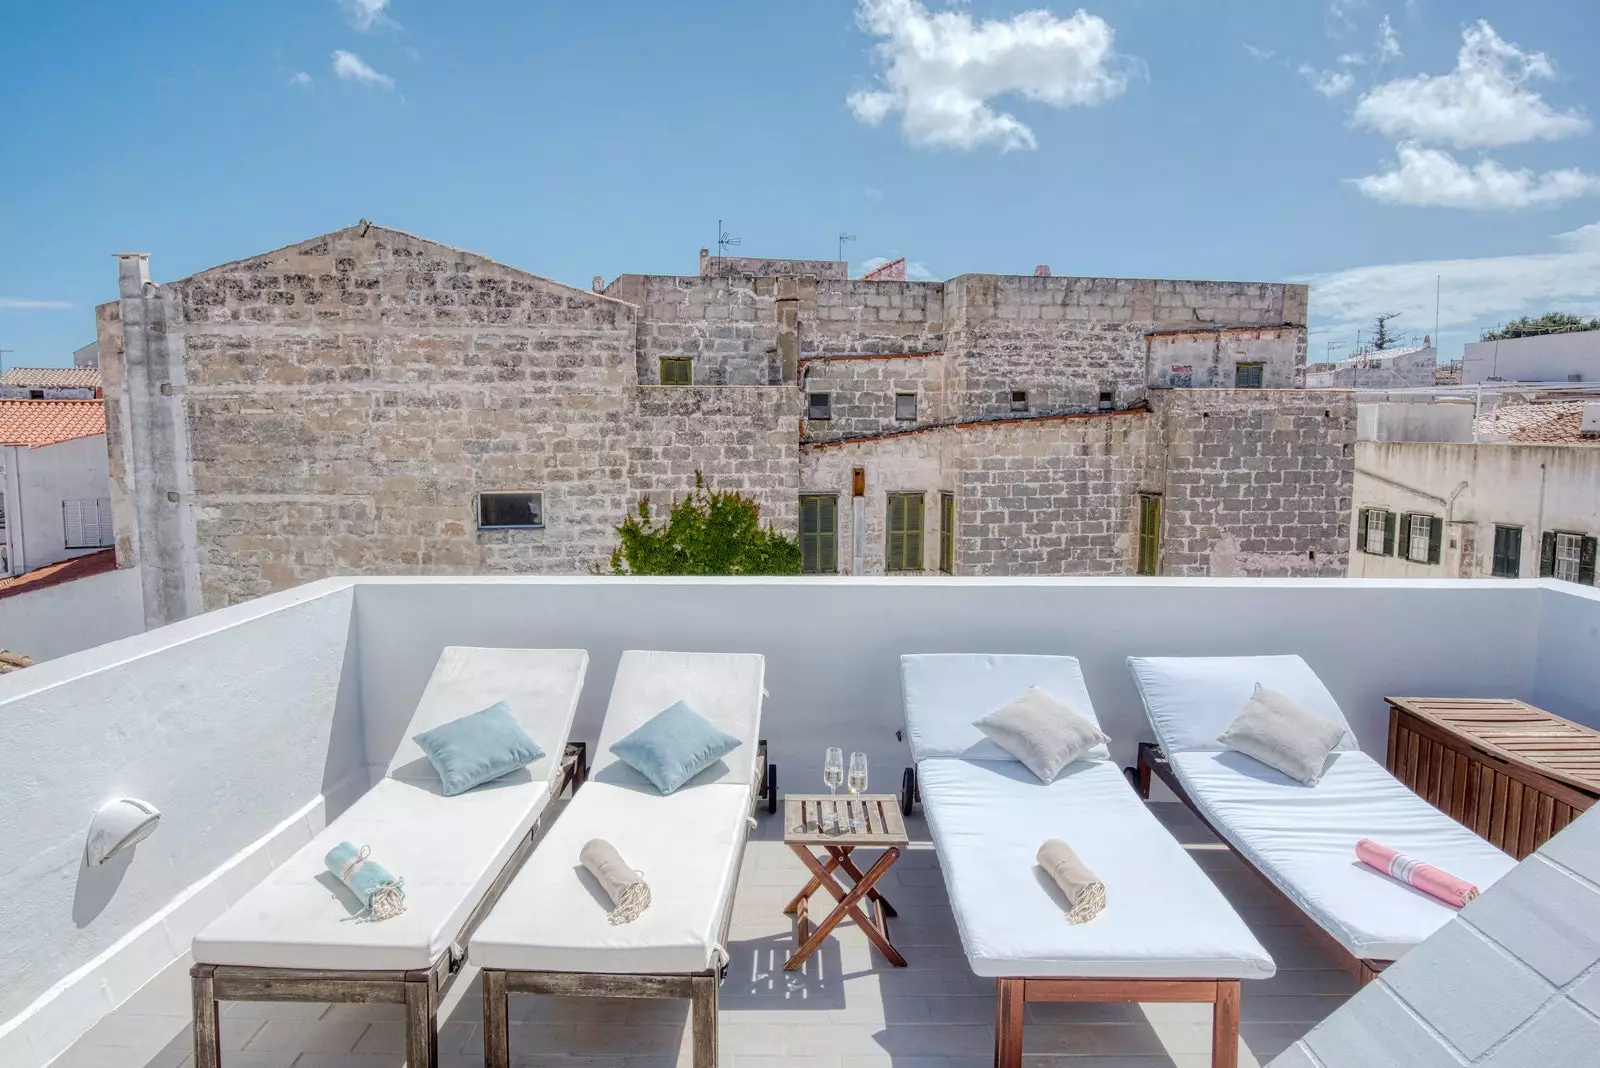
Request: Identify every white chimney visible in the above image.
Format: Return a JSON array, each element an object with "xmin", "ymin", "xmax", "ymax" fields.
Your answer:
[{"xmin": 1582, "ymin": 402, "xmax": 1600, "ymax": 438}]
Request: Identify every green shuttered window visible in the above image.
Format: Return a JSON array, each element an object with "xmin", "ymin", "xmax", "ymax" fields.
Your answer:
[
  {"xmin": 886, "ymin": 492, "xmax": 924, "ymax": 573},
  {"xmin": 800, "ymin": 495, "xmax": 837, "ymax": 574}
]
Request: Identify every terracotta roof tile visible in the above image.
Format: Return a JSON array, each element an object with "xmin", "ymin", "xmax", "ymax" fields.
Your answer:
[
  {"xmin": 0, "ymin": 548, "xmax": 118, "ymax": 602},
  {"xmin": 0, "ymin": 399, "xmax": 106, "ymax": 449},
  {"xmin": 0, "ymin": 367, "xmax": 101, "ymax": 389},
  {"xmin": 1474, "ymin": 402, "xmax": 1600, "ymax": 446}
]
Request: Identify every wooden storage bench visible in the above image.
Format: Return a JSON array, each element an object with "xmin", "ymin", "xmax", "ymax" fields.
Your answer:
[{"xmin": 1386, "ymin": 697, "xmax": 1600, "ymax": 859}]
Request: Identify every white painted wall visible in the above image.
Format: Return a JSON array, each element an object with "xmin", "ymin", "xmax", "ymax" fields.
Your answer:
[
  {"xmin": 1356, "ymin": 401, "xmax": 1474, "ymax": 443},
  {"xmin": 0, "ymin": 581, "xmax": 363, "ymax": 1062},
  {"xmin": 1, "ymin": 435, "xmax": 112, "ymax": 575},
  {"xmin": 0, "ymin": 565, "xmax": 144, "ymax": 661},
  {"xmin": 1350, "ymin": 441, "xmax": 1600, "ymax": 580},
  {"xmin": 1463, "ymin": 329, "xmax": 1600, "ymax": 383}
]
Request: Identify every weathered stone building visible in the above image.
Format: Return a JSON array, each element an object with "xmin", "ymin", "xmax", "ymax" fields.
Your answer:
[{"xmin": 97, "ymin": 223, "xmax": 1351, "ymax": 626}]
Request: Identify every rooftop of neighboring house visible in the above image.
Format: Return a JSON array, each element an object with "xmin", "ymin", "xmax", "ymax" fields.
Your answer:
[
  {"xmin": 1326, "ymin": 343, "xmax": 1433, "ymax": 368},
  {"xmin": 0, "ymin": 548, "xmax": 118, "ymax": 601},
  {"xmin": 0, "ymin": 366, "xmax": 102, "ymax": 390},
  {"xmin": 0, "ymin": 398, "xmax": 106, "ymax": 448},
  {"xmin": 1474, "ymin": 401, "xmax": 1600, "ymax": 446}
]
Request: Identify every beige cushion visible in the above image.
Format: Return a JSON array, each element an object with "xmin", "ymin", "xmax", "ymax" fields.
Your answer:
[
  {"xmin": 1217, "ymin": 683, "xmax": 1345, "ymax": 786},
  {"xmin": 974, "ymin": 686, "xmax": 1110, "ymax": 783}
]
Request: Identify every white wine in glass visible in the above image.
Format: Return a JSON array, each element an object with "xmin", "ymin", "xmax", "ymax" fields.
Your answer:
[
  {"xmin": 847, "ymin": 752, "xmax": 868, "ymax": 830},
  {"xmin": 823, "ymin": 747, "xmax": 845, "ymax": 833}
]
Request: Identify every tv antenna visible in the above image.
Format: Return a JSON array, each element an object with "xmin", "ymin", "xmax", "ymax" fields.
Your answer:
[
  {"xmin": 838, "ymin": 232, "xmax": 856, "ymax": 263},
  {"xmin": 716, "ymin": 220, "xmax": 740, "ymax": 259}
]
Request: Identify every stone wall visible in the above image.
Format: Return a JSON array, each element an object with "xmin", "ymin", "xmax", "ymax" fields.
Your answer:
[
  {"xmin": 799, "ymin": 354, "xmax": 948, "ymax": 443},
  {"xmin": 698, "ymin": 252, "xmax": 846, "ymax": 279},
  {"xmin": 630, "ymin": 386, "xmax": 801, "ymax": 535},
  {"xmin": 800, "ymin": 431, "xmax": 949, "ymax": 575},
  {"xmin": 802, "ymin": 280, "xmax": 945, "ymax": 358},
  {"xmin": 1147, "ymin": 327, "xmax": 1305, "ymax": 390},
  {"xmin": 605, "ymin": 275, "xmax": 781, "ymax": 387},
  {"xmin": 1147, "ymin": 389, "xmax": 1355, "ymax": 577}
]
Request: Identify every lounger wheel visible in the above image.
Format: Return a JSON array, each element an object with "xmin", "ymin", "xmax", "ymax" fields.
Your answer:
[
  {"xmin": 900, "ymin": 766, "xmax": 917, "ymax": 817},
  {"xmin": 1122, "ymin": 766, "xmax": 1138, "ymax": 790}
]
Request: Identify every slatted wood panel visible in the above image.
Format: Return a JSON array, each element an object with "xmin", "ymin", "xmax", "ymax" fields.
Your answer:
[
  {"xmin": 1388, "ymin": 697, "xmax": 1598, "ymax": 859},
  {"xmin": 785, "ymin": 794, "xmax": 908, "ymax": 847}
]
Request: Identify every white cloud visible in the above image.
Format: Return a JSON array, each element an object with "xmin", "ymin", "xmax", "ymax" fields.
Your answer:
[
  {"xmin": 1336, "ymin": 52, "xmax": 1365, "ymax": 67},
  {"xmin": 1300, "ymin": 65, "xmax": 1355, "ymax": 98},
  {"xmin": 1353, "ymin": 21, "xmax": 1588, "ymax": 149},
  {"xmin": 1327, "ymin": 0, "xmax": 1366, "ymax": 35},
  {"xmin": 1375, "ymin": 15, "xmax": 1401, "ymax": 63},
  {"xmin": 846, "ymin": 0, "xmax": 1132, "ymax": 152},
  {"xmin": 339, "ymin": 0, "xmax": 391, "ymax": 31},
  {"xmin": 332, "ymin": 50, "xmax": 394, "ymax": 89},
  {"xmin": 0, "ymin": 299, "xmax": 71, "ymax": 310},
  {"xmin": 289, "ymin": 71, "xmax": 313, "ymax": 87},
  {"xmin": 858, "ymin": 255, "xmax": 934, "ymax": 280},
  {"xmin": 1243, "ymin": 43, "xmax": 1274, "ymax": 62},
  {"xmin": 1352, "ymin": 142, "xmax": 1600, "ymax": 209},
  {"xmin": 1298, "ymin": 219, "xmax": 1600, "ymax": 344}
]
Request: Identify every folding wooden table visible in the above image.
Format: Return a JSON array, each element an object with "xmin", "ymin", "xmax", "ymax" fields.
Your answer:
[{"xmin": 782, "ymin": 794, "xmax": 908, "ymax": 970}]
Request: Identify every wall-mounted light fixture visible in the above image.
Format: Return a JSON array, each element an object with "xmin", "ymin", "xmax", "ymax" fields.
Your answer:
[{"xmin": 85, "ymin": 798, "xmax": 161, "ymax": 867}]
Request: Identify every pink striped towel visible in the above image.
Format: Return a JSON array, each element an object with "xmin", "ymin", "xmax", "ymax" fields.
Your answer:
[{"xmin": 1355, "ymin": 838, "xmax": 1479, "ymax": 908}]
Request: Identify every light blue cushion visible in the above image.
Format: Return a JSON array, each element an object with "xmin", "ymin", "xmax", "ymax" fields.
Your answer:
[
  {"xmin": 609, "ymin": 700, "xmax": 741, "ymax": 795},
  {"xmin": 412, "ymin": 701, "xmax": 544, "ymax": 797}
]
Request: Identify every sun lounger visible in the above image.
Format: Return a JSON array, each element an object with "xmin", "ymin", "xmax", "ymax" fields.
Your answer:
[
  {"xmin": 470, "ymin": 650, "xmax": 767, "ymax": 1068},
  {"xmin": 190, "ymin": 646, "xmax": 589, "ymax": 1068},
  {"xmin": 901, "ymin": 654, "xmax": 1274, "ymax": 1068},
  {"xmin": 1128, "ymin": 654, "xmax": 1518, "ymax": 984}
]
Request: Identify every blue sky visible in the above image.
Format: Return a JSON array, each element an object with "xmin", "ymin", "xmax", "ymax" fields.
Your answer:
[{"xmin": 2, "ymin": 0, "xmax": 1598, "ymax": 369}]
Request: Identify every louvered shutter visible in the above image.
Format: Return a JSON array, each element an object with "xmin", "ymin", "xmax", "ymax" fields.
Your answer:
[
  {"xmin": 1581, "ymin": 537, "xmax": 1598, "ymax": 586},
  {"xmin": 96, "ymin": 498, "xmax": 114, "ymax": 547},
  {"xmin": 1382, "ymin": 511, "xmax": 1397, "ymax": 556},
  {"xmin": 1541, "ymin": 532, "xmax": 1557, "ymax": 577},
  {"xmin": 1356, "ymin": 508, "xmax": 1370, "ymax": 553},
  {"xmin": 63, "ymin": 500, "xmax": 86, "ymax": 549},
  {"xmin": 1427, "ymin": 516, "xmax": 1443, "ymax": 565}
]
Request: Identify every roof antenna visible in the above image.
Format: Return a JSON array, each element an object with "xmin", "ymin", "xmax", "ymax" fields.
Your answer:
[
  {"xmin": 717, "ymin": 220, "xmax": 740, "ymax": 259},
  {"xmin": 838, "ymin": 232, "xmax": 856, "ymax": 264}
]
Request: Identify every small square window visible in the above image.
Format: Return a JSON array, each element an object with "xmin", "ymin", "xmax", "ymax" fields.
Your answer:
[
  {"xmin": 1010, "ymin": 390, "xmax": 1029, "ymax": 412},
  {"xmin": 478, "ymin": 491, "xmax": 544, "ymax": 530},
  {"xmin": 1235, "ymin": 362, "xmax": 1265, "ymax": 389},
  {"xmin": 895, "ymin": 393, "xmax": 917, "ymax": 421},
  {"xmin": 1098, "ymin": 390, "xmax": 1114, "ymax": 411},
  {"xmin": 808, "ymin": 393, "xmax": 832, "ymax": 420},
  {"xmin": 659, "ymin": 357, "xmax": 692, "ymax": 385}
]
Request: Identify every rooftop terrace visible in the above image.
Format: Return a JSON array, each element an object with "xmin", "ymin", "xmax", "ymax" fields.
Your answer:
[{"xmin": 4, "ymin": 576, "xmax": 1598, "ymax": 1067}]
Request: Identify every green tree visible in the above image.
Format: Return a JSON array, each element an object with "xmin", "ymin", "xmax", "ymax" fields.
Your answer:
[
  {"xmin": 1481, "ymin": 312, "xmax": 1600, "ymax": 341},
  {"xmin": 605, "ymin": 473, "xmax": 802, "ymax": 575}
]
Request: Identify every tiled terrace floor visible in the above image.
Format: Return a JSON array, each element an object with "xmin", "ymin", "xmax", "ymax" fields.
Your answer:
[{"xmin": 52, "ymin": 803, "xmax": 1356, "ymax": 1068}]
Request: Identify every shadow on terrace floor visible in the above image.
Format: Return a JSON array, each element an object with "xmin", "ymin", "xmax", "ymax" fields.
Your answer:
[{"xmin": 53, "ymin": 804, "xmax": 1356, "ymax": 1068}]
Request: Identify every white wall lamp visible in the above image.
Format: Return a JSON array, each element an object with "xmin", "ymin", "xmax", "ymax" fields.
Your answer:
[{"xmin": 85, "ymin": 798, "xmax": 161, "ymax": 867}]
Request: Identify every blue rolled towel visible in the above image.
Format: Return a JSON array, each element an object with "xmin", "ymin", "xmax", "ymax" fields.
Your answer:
[{"xmin": 324, "ymin": 841, "xmax": 406, "ymax": 921}]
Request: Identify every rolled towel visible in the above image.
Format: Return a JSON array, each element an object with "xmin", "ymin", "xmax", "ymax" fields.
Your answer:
[
  {"xmin": 1037, "ymin": 839, "xmax": 1107, "ymax": 924},
  {"xmin": 581, "ymin": 838, "xmax": 651, "ymax": 925},
  {"xmin": 324, "ymin": 841, "xmax": 406, "ymax": 921},
  {"xmin": 1356, "ymin": 838, "xmax": 1479, "ymax": 908}
]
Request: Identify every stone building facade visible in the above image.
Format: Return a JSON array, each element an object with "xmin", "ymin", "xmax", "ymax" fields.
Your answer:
[{"xmin": 98, "ymin": 223, "xmax": 1347, "ymax": 626}]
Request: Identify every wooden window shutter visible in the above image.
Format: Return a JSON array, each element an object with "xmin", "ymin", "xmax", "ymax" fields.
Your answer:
[
  {"xmin": 1541, "ymin": 531, "xmax": 1557, "ymax": 577},
  {"xmin": 1397, "ymin": 513, "xmax": 1413, "ymax": 559},
  {"xmin": 1382, "ymin": 510, "xmax": 1397, "ymax": 556},
  {"xmin": 1582, "ymin": 536, "xmax": 1598, "ymax": 585},
  {"xmin": 800, "ymin": 496, "xmax": 819, "ymax": 573},
  {"xmin": 820, "ymin": 496, "xmax": 836, "ymax": 573},
  {"xmin": 886, "ymin": 493, "xmax": 903, "ymax": 571},
  {"xmin": 1356, "ymin": 508, "xmax": 1369, "ymax": 553},
  {"xmin": 1427, "ymin": 515, "xmax": 1443, "ymax": 564},
  {"xmin": 906, "ymin": 495, "xmax": 923, "ymax": 569}
]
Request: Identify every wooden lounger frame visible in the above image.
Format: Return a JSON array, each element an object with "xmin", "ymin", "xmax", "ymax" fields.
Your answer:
[
  {"xmin": 480, "ymin": 741, "xmax": 771, "ymax": 1068},
  {"xmin": 901, "ymin": 762, "xmax": 1247, "ymax": 1067},
  {"xmin": 191, "ymin": 742, "xmax": 588, "ymax": 1068},
  {"xmin": 996, "ymin": 976, "xmax": 1241, "ymax": 1068},
  {"xmin": 1134, "ymin": 742, "xmax": 1390, "ymax": 987}
]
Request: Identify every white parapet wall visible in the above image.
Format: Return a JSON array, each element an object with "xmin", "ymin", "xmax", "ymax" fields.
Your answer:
[{"xmin": 0, "ymin": 566, "xmax": 145, "ymax": 662}]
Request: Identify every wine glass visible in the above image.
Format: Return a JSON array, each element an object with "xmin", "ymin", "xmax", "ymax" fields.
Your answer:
[
  {"xmin": 847, "ymin": 752, "xmax": 868, "ymax": 831},
  {"xmin": 823, "ymin": 747, "xmax": 844, "ymax": 834}
]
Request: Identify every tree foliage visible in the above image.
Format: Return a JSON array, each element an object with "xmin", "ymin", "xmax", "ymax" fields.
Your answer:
[
  {"xmin": 1481, "ymin": 312, "xmax": 1600, "ymax": 341},
  {"xmin": 605, "ymin": 473, "xmax": 802, "ymax": 576}
]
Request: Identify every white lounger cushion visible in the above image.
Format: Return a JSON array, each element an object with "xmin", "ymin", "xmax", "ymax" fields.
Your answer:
[
  {"xmin": 901, "ymin": 654, "xmax": 1110, "ymax": 764},
  {"xmin": 1128, "ymin": 654, "xmax": 1359, "ymax": 754},
  {"xmin": 193, "ymin": 647, "xmax": 587, "ymax": 971},
  {"xmin": 919, "ymin": 757, "xmax": 1275, "ymax": 980},
  {"xmin": 591, "ymin": 650, "xmax": 766, "ymax": 790},
  {"xmin": 1170, "ymin": 749, "xmax": 1517, "ymax": 961},
  {"xmin": 469, "ymin": 781, "xmax": 751, "ymax": 974}
]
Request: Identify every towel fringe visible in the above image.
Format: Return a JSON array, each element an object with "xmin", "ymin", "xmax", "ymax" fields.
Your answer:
[
  {"xmin": 1065, "ymin": 882, "xmax": 1106, "ymax": 925},
  {"xmin": 358, "ymin": 879, "xmax": 408, "ymax": 923},
  {"xmin": 607, "ymin": 871, "xmax": 652, "ymax": 925}
]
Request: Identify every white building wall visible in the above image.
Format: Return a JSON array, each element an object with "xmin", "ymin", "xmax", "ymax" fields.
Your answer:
[
  {"xmin": 1356, "ymin": 401, "xmax": 1475, "ymax": 443},
  {"xmin": 0, "ymin": 566, "xmax": 144, "ymax": 661},
  {"xmin": 1, "ymin": 435, "xmax": 112, "ymax": 575},
  {"xmin": 1462, "ymin": 329, "xmax": 1600, "ymax": 383},
  {"xmin": 1349, "ymin": 441, "xmax": 1600, "ymax": 579}
]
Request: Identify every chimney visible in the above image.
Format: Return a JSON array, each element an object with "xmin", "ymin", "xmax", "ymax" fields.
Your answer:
[
  {"xmin": 115, "ymin": 252, "xmax": 150, "ymax": 298},
  {"xmin": 1582, "ymin": 402, "xmax": 1600, "ymax": 438},
  {"xmin": 592, "ymin": 275, "xmax": 605, "ymax": 293},
  {"xmin": 1033, "ymin": 264, "xmax": 1051, "ymax": 277}
]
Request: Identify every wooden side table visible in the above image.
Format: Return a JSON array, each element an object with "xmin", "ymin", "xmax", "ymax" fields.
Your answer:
[
  {"xmin": 1387, "ymin": 697, "xmax": 1600, "ymax": 859},
  {"xmin": 782, "ymin": 794, "xmax": 909, "ymax": 970}
]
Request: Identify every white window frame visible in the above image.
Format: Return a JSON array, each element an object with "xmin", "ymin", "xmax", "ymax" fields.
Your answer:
[
  {"xmin": 1365, "ymin": 508, "xmax": 1388, "ymax": 555},
  {"xmin": 1407, "ymin": 514, "xmax": 1432, "ymax": 563},
  {"xmin": 1555, "ymin": 532, "xmax": 1584, "ymax": 583}
]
